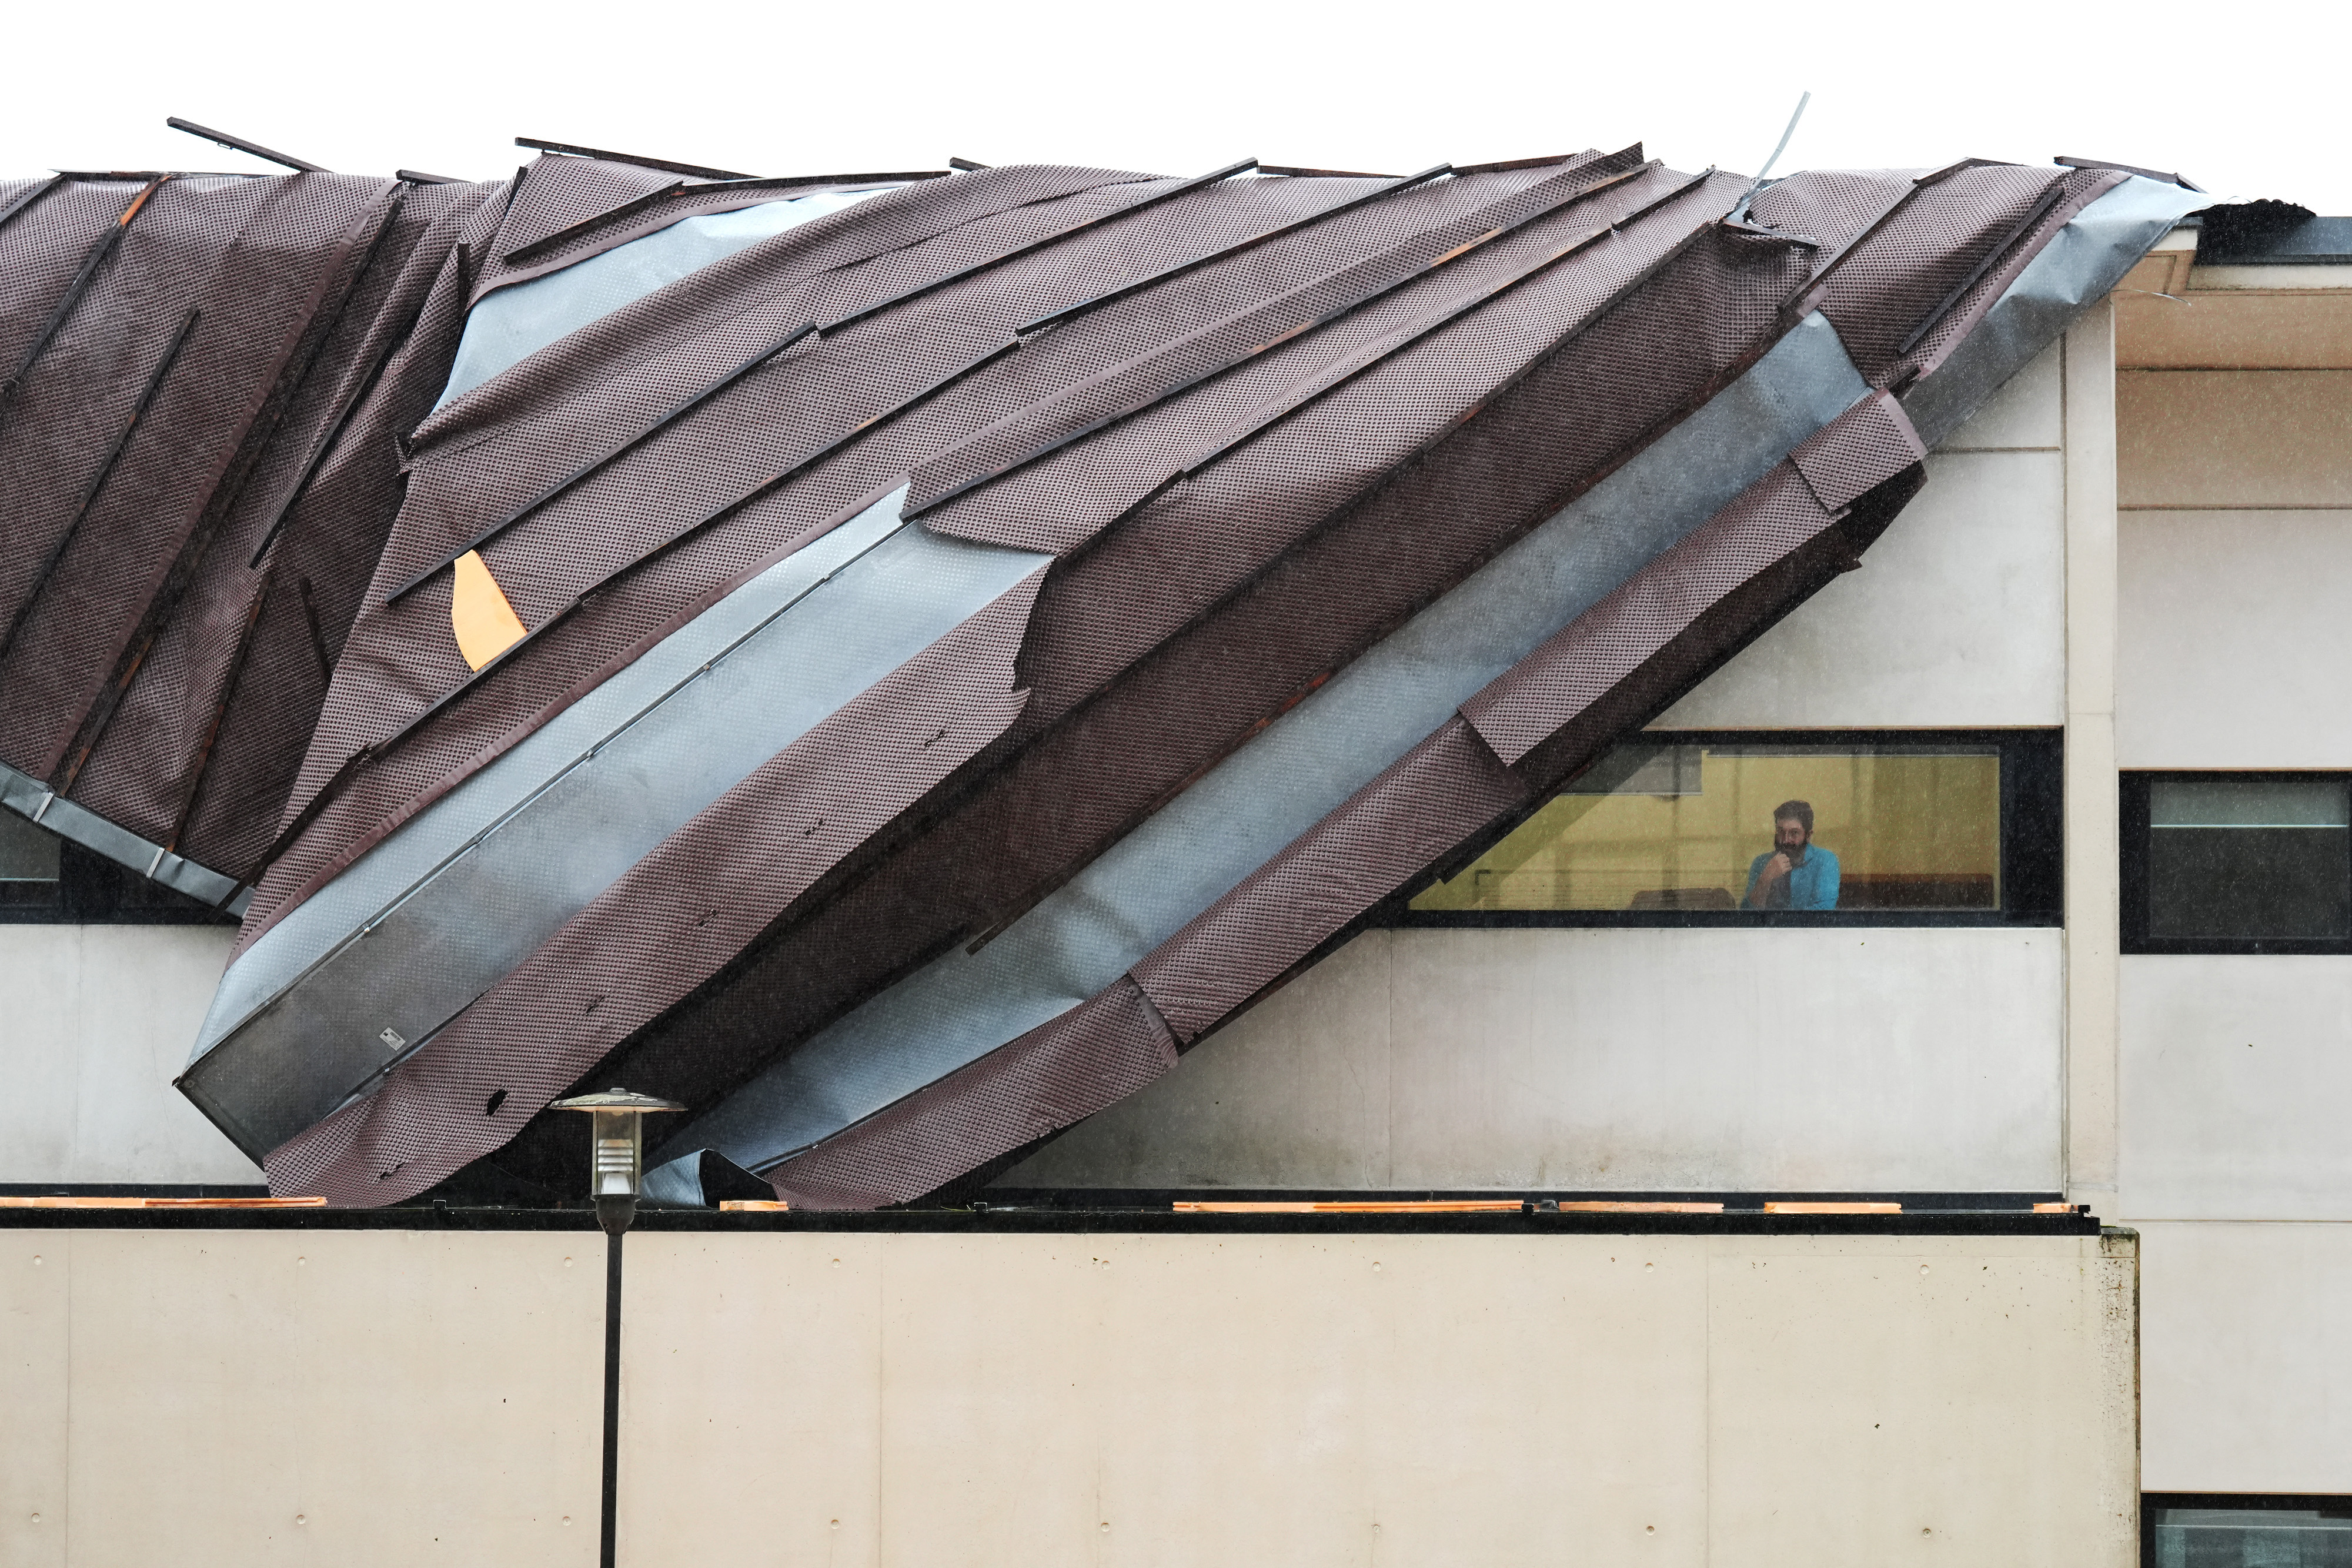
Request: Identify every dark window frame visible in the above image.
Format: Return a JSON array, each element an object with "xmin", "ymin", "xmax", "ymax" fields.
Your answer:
[
  {"xmin": 2142, "ymin": 1492, "xmax": 2352, "ymax": 1568},
  {"xmin": 1384, "ymin": 727, "xmax": 2064, "ymax": 931},
  {"xmin": 0, "ymin": 833, "xmax": 237, "ymax": 926},
  {"xmin": 2122, "ymin": 770, "xmax": 2352, "ymax": 954}
]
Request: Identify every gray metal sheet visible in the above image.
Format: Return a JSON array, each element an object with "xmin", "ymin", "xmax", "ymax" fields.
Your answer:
[
  {"xmin": 1903, "ymin": 173, "xmax": 2208, "ymax": 446},
  {"xmin": 436, "ymin": 190, "xmax": 890, "ymax": 407},
  {"xmin": 183, "ymin": 486, "xmax": 1050, "ymax": 1158},
  {"xmin": 672, "ymin": 175, "xmax": 2200, "ymax": 1176},
  {"xmin": 665, "ymin": 310, "xmax": 1872, "ymax": 1170}
]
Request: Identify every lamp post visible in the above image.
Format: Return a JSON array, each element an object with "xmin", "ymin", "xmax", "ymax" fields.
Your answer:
[{"xmin": 553, "ymin": 1088, "xmax": 680, "ymax": 1567}]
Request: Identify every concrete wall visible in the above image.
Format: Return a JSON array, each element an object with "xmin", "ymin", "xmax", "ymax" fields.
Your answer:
[
  {"xmin": 2118, "ymin": 960, "xmax": 2352, "ymax": 1492},
  {"xmin": 617, "ymin": 1227, "xmax": 2136, "ymax": 1567},
  {"xmin": 2117, "ymin": 370, "xmax": 2352, "ymax": 510},
  {"xmin": 1654, "ymin": 341, "xmax": 2065, "ymax": 730},
  {"xmin": 0, "ymin": 925, "xmax": 254, "ymax": 1186},
  {"xmin": 2140, "ymin": 1219, "xmax": 2352, "ymax": 1495},
  {"xmin": 2120, "ymin": 955, "xmax": 2352, "ymax": 1222},
  {"xmin": 2116, "ymin": 509, "xmax": 2352, "ymax": 767},
  {"xmin": 2111, "ymin": 289, "xmax": 2352, "ymax": 1496},
  {"xmin": 1000, "ymin": 928, "xmax": 2062, "ymax": 1194},
  {"xmin": 1, "ymin": 1226, "xmax": 603, "ymax": 1566},
  {"xmin": 0, "ymin": 1222, "xmax": 2136, "ymax": 1567}
]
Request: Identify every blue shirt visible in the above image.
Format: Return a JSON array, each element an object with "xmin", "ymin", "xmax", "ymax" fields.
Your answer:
[{"xmin": 1745, "ymin": 845, "xmax": 1840, "ymax": 910}]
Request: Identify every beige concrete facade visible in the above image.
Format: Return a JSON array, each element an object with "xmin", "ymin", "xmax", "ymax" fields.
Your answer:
[
  {"xmin": 2139, "ymin": 1219, "xmax": 2352, "ymax": 1495},
  {"xmin": 616, "ymin": 1228, "xmax": 2136, "ymax": 1567},
  {"xmin": 2109, "ymin": 238, "xmax": 2352, "ymax": 1497},
  {"xmin": 2064, "ymin": 301, "xmax": 2123, "ymax": 1210},
  {"xmin": 0, "ymin": 1223, "xmax": 2137, "ymax": 1567},
  {"xmin": 1654, "ymin": 341, "xmax": 2066, "ymax": 730},
  {"xmin": 0, "ymin": 1226, "xmax": 604, "ymax": 1567},
  {"xmin": 1004, "ymin": 927, "xmax": 2062, "ymax": 1194},
  {"xmin": 0, "ymin": 925, "xmax": 253, "ymax": 1186}
]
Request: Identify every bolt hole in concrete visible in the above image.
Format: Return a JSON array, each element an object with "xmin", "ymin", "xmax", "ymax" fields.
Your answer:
[
  {"xmin": 1372, "ymin": 1261, "xmax": 1382, "ymax": 1272},
  {"xmin": 1645, "ymin": 1262, "xmax": 1655, "ymax": 1272},
  {"xmin": 1646, "ymin": 1524, "xmax": 1657, "ymax": 1534},
  {"xmin": 1920, "ymin": 1263, "xmax": 1932, "ymax": 1275}
]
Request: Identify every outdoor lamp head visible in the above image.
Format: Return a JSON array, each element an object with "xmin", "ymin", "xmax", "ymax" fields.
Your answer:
[{"xmin": 550, "ymin": 1087, "xmax": 683, "ymax": 1234}]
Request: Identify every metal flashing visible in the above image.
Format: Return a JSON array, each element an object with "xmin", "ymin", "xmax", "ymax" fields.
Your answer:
[
  {"xmin": 669, "ymin": 313, "xmax": 1868, "ymax": 1172},
  {"xmin": 188, "ymin": 489, "xmax": 1051, "ymax": 1159},
  {"xmin": 0, "ymin": 758, "xmax": 249, "ymax": 911}
]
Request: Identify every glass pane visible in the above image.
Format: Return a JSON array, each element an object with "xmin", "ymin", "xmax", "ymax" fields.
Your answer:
[
  {"xmin": 0, "ymin": 810, "xmax": 61, "ymax": 909},
  {"xmin": 0, "ymin": 811, "xmax": 59, "ymax": 880},
  {"xmin": 2152, "ymin": 1506, "xmax": 2352, "ymax": 1568},
  {"xmin": 2148, "ymin": 780, "xmax": 2352, "ymax": 941},
  {"xmin": 1411, "ymin": 742, "xmax": 2000, "ymax": 912}
]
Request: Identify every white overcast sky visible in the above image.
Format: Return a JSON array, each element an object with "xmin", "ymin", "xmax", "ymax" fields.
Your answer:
[{"xmin": 6, "ymin": 0, "xmax": 2344, "ymax": 212}]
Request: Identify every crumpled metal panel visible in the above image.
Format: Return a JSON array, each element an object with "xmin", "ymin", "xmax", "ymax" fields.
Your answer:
[
  {"xmin": 240, "ymin": 164, "xmax": 1204, "ymax": 946},
  {"xmin": 774, "ymin": 420, "xmax": 1927, "ymax": 1201},
  {"xmin": 770, "ymin": 977, "xmax": 1179, "ymax": 1211},
  {"xmin": 193, "ymin": 490, "xmax": 1048, "ymax": 1163},
  {"xmin": 660, "ymin": 314, "xmax": 1867, "ymax": 1176},
  {"xmin": 0, "ymin": 170, "xmax": 496, "ymax": 891},
  {"xmin": 0, "ymin": 141, "xmax": 2199, "ymax": 1206},
  {"xmin": 493, "ymin": 174, "xmax": 1793, "ymax": 1189},
  {"xmin": 487, "ymin": 155, "xmax": 678, "ymax": 270},
  {"xmin": 742, "ymin": 183, "xmax": 2186, "ymax": 1206},
  {"xmin": 263, "ymin": 566, "xmax": 1044, "ymax": 1203}
]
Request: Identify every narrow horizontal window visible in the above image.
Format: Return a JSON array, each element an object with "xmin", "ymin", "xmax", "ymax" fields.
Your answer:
[
  {"xmin": 2125, "ymin": 774, "xmax": 2352, "ymax": 952},
  {"xmin": 1393, "ymin": 729, "xmax": 2061, "ymax": 930},
  {"xmin": 2146, "ymin": 1497, "xmax": 2352, "ymax": 1567},
  {"xmin": 0, "ymin": 813, "xmax": 235, "ymax": 926},
  {"xmin": 0, "ymin": 808, "xmax": 61, "ymax": 909}
]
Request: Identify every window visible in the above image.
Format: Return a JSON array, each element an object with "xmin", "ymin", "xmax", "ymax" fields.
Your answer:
[
  {"xmin": 0, "ymin": 808, "xmax": 61, "ymax": 911},
  {"xmin": 2146, "ymin": 1497, "xmax": 2352, "ymax": 1567},
  {"xmin": 0, "ymin": 810, "xmax": 235, "ymax": 925},
  {"xmin": 2123, "ymin": 774, "xmax": 2352, "ymax": 953},
  {"xmin": 1395, "ymin": 730, "xmax": 2062, "ymax": 927}
]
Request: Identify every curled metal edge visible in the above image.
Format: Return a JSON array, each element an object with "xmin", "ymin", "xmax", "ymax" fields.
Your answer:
[
  {"xmin": 666, "ymin": 311, "xmax": 1869, "ymax": 1171},
  {"xmin": 0, "ymin": 759, "xmax": 251, "ymax": 914},
  {"xmin": 680, "ymin": 173, "xmax": 2202, "ymax": 1181}
]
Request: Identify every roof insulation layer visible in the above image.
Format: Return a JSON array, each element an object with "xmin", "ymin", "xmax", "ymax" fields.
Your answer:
[{"xmin": 0, "ymin": 145, "xmax": 2201, "ymax": 1206}]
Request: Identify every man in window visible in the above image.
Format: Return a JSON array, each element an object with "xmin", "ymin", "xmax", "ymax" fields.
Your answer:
[{"xmin": 1744, "ymin": 799, "xmax": 1840, "ymax": 910}]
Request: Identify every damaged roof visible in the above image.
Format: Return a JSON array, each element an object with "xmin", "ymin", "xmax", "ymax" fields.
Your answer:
[{"xmin": 0, "ymin": 133, "xmax": 2200, "ymax": 1206}]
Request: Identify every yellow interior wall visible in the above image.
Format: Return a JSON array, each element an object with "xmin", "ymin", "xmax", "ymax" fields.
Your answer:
[{"xmin": 1413, "ymin": 751, "xmax": 2000, "ymax": 911}]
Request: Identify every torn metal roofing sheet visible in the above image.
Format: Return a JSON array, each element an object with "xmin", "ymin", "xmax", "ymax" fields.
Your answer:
[{"xmin": 0, "ymin": 142, "xmax": 2201, "ymax": 1206}]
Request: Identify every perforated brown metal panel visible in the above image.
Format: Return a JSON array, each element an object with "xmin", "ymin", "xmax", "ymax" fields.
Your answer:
[
  {"xmin": 265, "ymin": 567, "xmax": 1046, "ymax": 1204},
  {"xmin": 0, "ymin": 145, "xmax": 2153, "ymax": 1206},
  {"xmin": 767, "ymin": 977, "xmax": 1178, "ymax": 1210}
]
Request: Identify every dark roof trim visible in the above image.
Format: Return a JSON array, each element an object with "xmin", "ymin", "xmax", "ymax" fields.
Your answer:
[
  {"xmin": 2056, "ymin": 153, "xmax": 2201, "ymax": 192},
  {"xmin": 0, "ymin": 1204, "xmax": 2105, "ymax": 1235},
  {"xmin": 2196, "ymin": 203, "xmax": 2352, "ymax": 266},
  {"xmin": 166, "ymin": 116, "xmax": 328, "ymax": 175},
  {"xmin": 514, "ymin": 135, "xmax": 756, "ymax": 181}
]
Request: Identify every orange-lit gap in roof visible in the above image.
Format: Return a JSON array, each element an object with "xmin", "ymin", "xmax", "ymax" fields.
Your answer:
[{"xmin": 450, "ymin": 550, "xmax": 527, "ymax": 670}]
